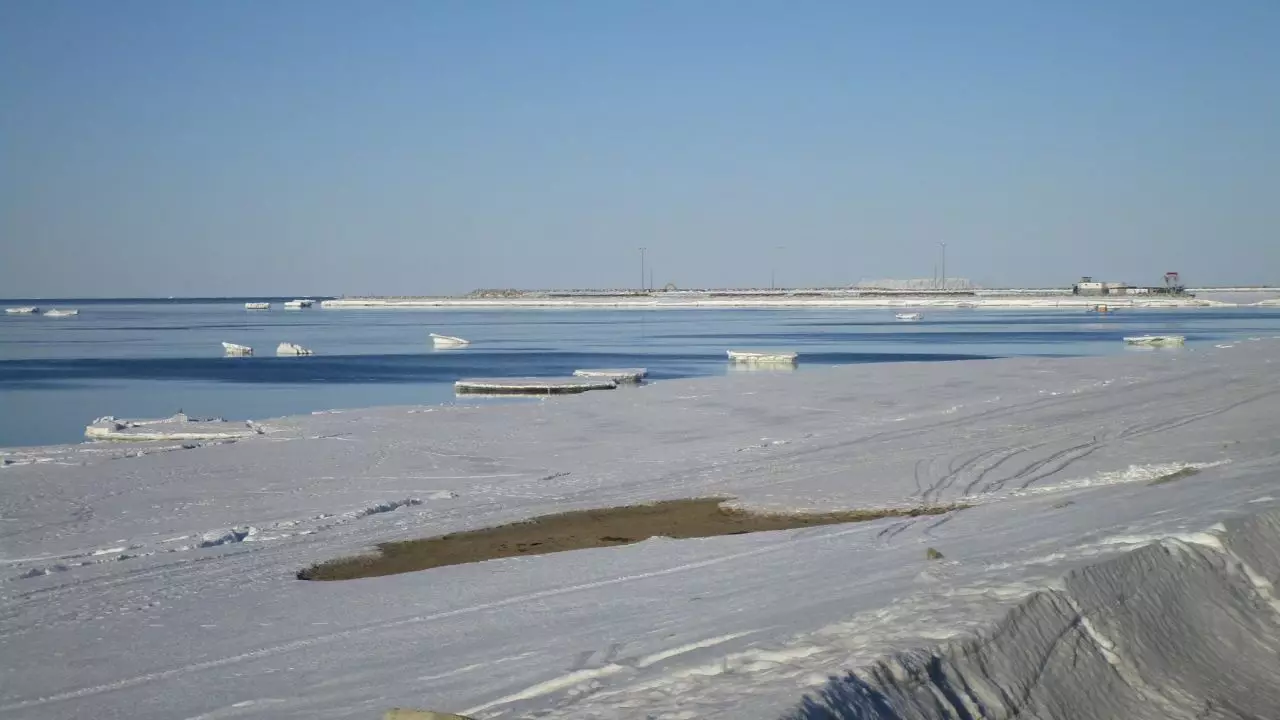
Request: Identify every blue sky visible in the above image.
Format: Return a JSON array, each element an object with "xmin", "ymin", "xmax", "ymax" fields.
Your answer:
[{"xmin": 2, "ymin": 0, "xmax": 1278, "ymax": 296}]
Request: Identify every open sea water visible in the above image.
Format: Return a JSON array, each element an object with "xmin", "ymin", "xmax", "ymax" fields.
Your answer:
[{"xmin": 4, "ymin": 298, "xmax": 1280, "ymax": 448}]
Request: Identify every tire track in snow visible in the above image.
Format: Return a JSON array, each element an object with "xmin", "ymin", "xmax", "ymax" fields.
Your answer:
[
  {"xmin": 1118, "ymin": 388, "xmax": 1280, "ymax": 441},
  {"xmin": 962, "ymin": 445, "xmax": 1042, "ymax": 496},
  {"xmin": 922, "ymin": 447, "xmax": 1009, "ymax": 503},
  {"xmin": 959, "ymin": 386, "xmax": 1279, "ymax": 496},
  {"xmin": 463, "ymin": 631, "xmax": 759, "ymax": 715}
]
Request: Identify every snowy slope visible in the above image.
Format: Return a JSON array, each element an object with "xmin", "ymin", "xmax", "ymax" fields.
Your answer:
[
  {"xmin": 3, "ymin": 342, "xmax": 1280, "ymax": 719},
  {"xmin": 791, "ymin": 508, "xmax": 1280, "ymax": 719}
]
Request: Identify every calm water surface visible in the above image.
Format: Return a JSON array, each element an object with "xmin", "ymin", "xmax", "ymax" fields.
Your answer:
[{"xmin": 4, "ymin": 300, "xmax": 1279, "ymax": 448}]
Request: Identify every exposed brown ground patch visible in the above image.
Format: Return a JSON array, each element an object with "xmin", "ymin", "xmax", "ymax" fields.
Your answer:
[{"xmin": 297, "ymin": 498, "xmax": 967, "ymax": 580}]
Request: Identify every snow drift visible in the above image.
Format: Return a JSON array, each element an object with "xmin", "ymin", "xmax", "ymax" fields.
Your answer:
[{"xmin": 790, "ymin": 507, "xmax": 1280, "ymax": 720}]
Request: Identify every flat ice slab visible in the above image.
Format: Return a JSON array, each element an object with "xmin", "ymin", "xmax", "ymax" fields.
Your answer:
[
  {"xmin": 572, "ymin": 368, "xmax": 648, "ymax": 382},
  {"xmin": 84, "ymin": 414, "xmax": 263, "ymax": 441},
  {"xmin": 455, "ymin": 377, "xmax": 618, "ymax": 394},
  {"xmin": 1124, "ymin": 334, "xmax": 1186, "ymax": 346},
  {"xmin": 430, "ymin": 333, "xmax": 470, "ymax": 346},
  {"xmin": 728, "ymin": 349, "xmax": 798, "ymax": 363},
  {"xmin": 221, "ymin": 341, "xmax": 253, "ymax": 356}
]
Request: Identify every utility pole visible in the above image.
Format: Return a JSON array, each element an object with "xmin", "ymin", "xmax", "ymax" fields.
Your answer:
[
  {"xmin": 939, "ymin": 241, "xmax": 947, "ymax": 290},
  {"xmin": 639, "ymin": 247, "xmax": 646, "ymax": 292}
]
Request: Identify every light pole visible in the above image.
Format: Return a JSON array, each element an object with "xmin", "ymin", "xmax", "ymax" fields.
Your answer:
[
  {"xmin": 639, "ymin": 247, "xmax": 646, "ymax": 292},
  {"xmin": 938, "ymin": 242, "xmax": 947, "ymax": 290}
]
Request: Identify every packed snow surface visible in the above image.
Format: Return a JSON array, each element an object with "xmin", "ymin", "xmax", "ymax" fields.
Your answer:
[{"xmin": 3, "ymin": 342, "xmax": 1280, "ymax": 719}]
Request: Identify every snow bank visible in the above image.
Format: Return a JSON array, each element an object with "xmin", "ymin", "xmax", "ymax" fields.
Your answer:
[{"xmin": 790, "ymin": 508, "xmax": 1280, "ymax": 720}]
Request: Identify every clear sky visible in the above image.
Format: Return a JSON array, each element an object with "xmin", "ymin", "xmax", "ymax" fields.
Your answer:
[{"xmin": 2, "ymin": 0, "xmax": 1278, "ymax": 297}]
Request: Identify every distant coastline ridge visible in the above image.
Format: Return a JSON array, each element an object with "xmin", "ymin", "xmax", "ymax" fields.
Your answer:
[{"xmin": 320, "ymin": 285, "xmax": 1280, "ymax": 309}]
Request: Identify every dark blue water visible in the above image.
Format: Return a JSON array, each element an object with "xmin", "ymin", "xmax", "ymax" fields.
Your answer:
[{"xmin": 4, "ymin": 300, "xmax": 1279, "ymax": 448}]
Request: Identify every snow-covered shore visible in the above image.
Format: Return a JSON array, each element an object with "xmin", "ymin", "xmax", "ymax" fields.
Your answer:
[
  {"xmin": 320, "ymin": 290, "xmax": 1279, "ymax": 310},
  {"xmin": 4, "ymin": 341, "xmax": 1280, "ymax": 718}
]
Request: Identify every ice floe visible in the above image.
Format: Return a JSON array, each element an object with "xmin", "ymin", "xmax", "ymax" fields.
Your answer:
[
  {"xmin": 275, "ymin": 342, "xmax": 314, "ymax": 356},
  {"xmin": 84, "ymin": 413, "xmax": 263, "ymax": 441}
]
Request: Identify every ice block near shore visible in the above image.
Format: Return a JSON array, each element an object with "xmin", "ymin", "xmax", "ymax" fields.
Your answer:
[
  {"xmin": 84, "ymin": 413, "xmax": 264, "ymax": 441},
  {"xmin": 454, "ymin": 377, "xmax": 617, "ymax": 395}
]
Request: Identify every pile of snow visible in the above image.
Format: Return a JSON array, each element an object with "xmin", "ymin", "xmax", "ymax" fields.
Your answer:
[
  {"xmin": 353, "ymin": 497, "xmax": 423, "ymax": 518},
  {"xmin": 198, "ymin": 526, "xmax": 259, "ymax": 548},
  {"xmin": 791, "ymin": 508, "xmax": 1280, "ymax": 719}
]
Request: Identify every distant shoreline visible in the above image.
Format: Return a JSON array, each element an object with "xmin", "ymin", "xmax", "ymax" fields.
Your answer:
[
  {"xmin": 3, "ymin": 288, "xmax": 1277, "ymax": 308},
  {"xmin": 321, "ymin": 290, "xmax": 1280, "ymax": 310}
]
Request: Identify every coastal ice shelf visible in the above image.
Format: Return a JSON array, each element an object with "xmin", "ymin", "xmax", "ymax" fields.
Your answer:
[{"xmin": 4, "ymin": 340, "xmax": 1280, "ymax": 720}]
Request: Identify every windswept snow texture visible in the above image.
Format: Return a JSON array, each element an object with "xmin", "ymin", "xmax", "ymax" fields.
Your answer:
[
  {"xmin": 790, "ymin": 509, "xmax": 1280, "ymax": 720},
  {"xmin": 3, "ymin": 343, "xmax": 1280, "ymax": 719}
]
